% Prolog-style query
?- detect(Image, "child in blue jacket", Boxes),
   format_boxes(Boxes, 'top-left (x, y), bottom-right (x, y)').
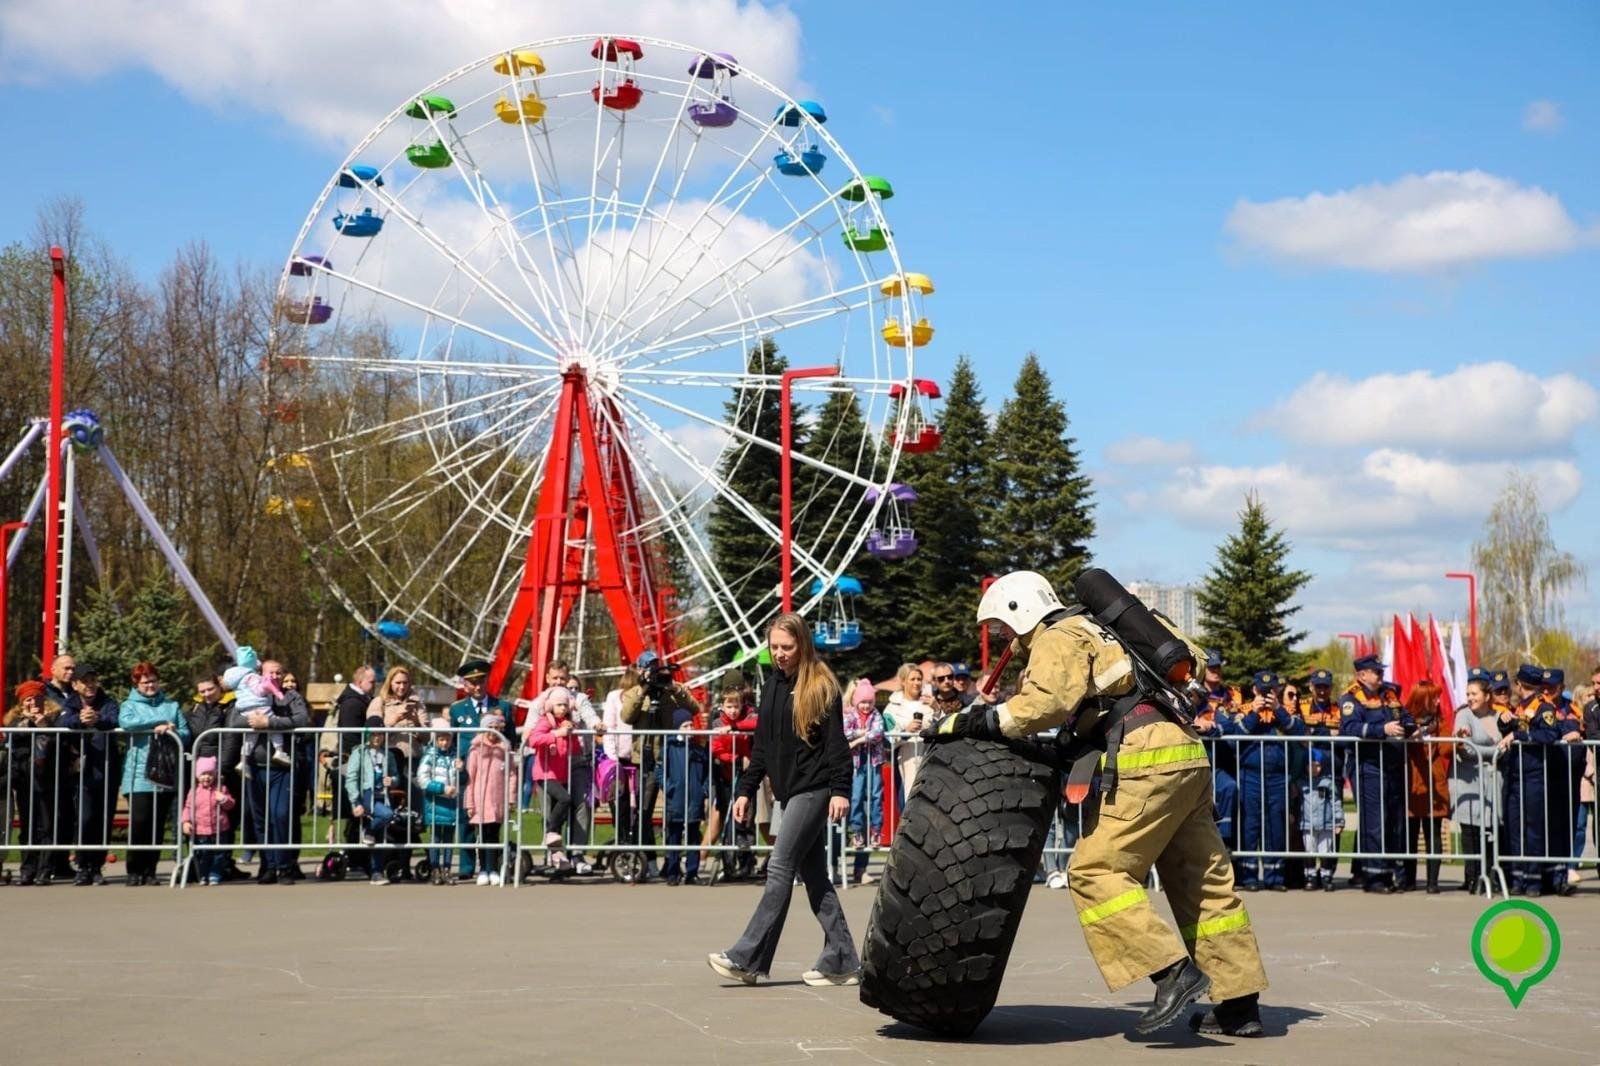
top-left (415, 718), bottom-right (460, 885)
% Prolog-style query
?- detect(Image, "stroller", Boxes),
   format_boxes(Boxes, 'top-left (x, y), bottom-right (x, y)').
top-left (592, 752), bottom-right (646, 884)
top-left (380, 783), bottom-right (429, 883)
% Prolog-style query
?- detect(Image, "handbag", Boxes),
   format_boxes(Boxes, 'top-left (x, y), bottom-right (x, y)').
top-left (144, 728), bottom-right (180, 789)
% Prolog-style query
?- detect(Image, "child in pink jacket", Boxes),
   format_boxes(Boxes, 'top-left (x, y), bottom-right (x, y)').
top-left (466, 712), bottom-right (510, 885)
top-left (180, 755), bottom-right (235, 885)
top-left (527, 687), bottom-right (580, 871)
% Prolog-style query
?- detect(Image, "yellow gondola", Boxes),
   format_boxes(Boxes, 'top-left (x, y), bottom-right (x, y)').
top-left (493, 51), bottom-right (545, 75)
top-left (494, 94), bottom-right (547, 124)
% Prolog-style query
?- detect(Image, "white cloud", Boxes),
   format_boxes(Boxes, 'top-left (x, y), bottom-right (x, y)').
top-left (1225, 170), bottom-right (1589, 272)
top-left (1135, 450), bottom-right (1582, 539)
top-left (0, 0), bottom-right (804, 145)
top-left (1271, 362), bottom-right (1598, 456)
top-left (1522, 99), bottom-right (1563, 134)
top-left (1105, 435), bottom-right (1196, 466)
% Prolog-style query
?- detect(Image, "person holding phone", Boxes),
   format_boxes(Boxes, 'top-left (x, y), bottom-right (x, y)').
top-left (885, 663), bottom-right (928, 807)
top-left (708, 613), bottom-right (859, 988)
top-left (1227, 672), bottom-right (1303, 891)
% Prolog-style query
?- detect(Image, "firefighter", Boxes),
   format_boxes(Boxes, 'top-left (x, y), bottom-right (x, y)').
top-left (1546, 669), bottom-right (1584, 896)
top-left (1338, 659), bottom-right (1414, 893)
top-left (936, 571), bottom-right (1269, 1038)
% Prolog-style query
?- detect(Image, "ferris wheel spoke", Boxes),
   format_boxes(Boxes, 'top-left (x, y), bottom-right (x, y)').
top-left (504, 71), bottom-right (585, 345)
top-left (591, 103), bottom-right (788, 352)
top-left (613, 393), bottom-right (832, 585)
top-left (303, 352), bottom-right (558, 383)
top-left (619, 276), bottom-right (877, 370)
top-left (619, 381), bottom-right (881, 493)
top-left (584, 74), bottom-right (703, 354)
top-left (598, 175), bottom-right (845, 362)
top-left (591, 400), bottom-right (766, 647)
top-left (467, 426), bottom-right (548, 651)
top-left (313, 377), bottom-right (544, 459)
top-left (304, 259), bottom-right (556, 365)
top-left (348, 179), bottom-right (564, 356)
top-left (622, 369), bottom-right (894, 394)
top-left (432, 122), bottom-right (578, 347)
top-left (331, 385), bottom-right (558, 539)
top-left (375, 403), bottom-right (551, 619)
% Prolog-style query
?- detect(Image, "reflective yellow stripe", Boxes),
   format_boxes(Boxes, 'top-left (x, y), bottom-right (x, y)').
top-left (1077, 887), bottom-right (1148, 926)
top-left (1181, 910), bottom-right (1251, 941)
top-left (1101, 742), bottom-right (1208, 771)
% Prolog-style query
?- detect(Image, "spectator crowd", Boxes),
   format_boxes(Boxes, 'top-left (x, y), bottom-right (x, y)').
top-left (3, 645), bottom-right (1597, 898)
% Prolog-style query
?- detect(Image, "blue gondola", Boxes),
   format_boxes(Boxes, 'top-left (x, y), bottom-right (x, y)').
top-left (334, 208), bottom-right (385, 237)
top-left (774, 147), bottom-right (826, 176)
top-left (809, 576), bottom-right (863, 651)
top-left (338, 164), bottom-right (384, 189)
top-left (774, 99), bottom-right (827, 126)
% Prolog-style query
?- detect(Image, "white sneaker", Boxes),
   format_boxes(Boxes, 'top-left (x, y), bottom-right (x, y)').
top-left (1046, 871), bottom-right (1068, 890)
top-left (488, 871), bottom-right (502, 886)
top-left (802, 969), bottom-right (861, 987)
top-left (369, 874), bottom-right (386, 885)
top-left (360, 832), bottom-right (376, 847)
top-left (707, 952), bottom-right (758, 985)
top-left (476, 871), bottom-right (491, 886)
top-left (574, 861), bottom-right (594, 876)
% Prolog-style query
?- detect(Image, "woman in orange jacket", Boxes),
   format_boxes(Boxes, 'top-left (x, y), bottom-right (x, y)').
top-left (1403, 680), bottom-right (1453, 893)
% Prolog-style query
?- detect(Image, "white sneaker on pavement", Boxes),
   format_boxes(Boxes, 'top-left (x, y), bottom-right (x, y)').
top-left (476, 871), bottom-right (491, 886)
top-left (488, 871), bottom-right (502, 886)
top-left (707, 952), bottom-right (758, 985)
top-left (802, 969), bottom-right (861, 987)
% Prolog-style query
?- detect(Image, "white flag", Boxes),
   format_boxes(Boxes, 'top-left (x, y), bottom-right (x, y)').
top-left (1431, 616), bottom-right (1458, 714)
top-left (1449, 620), bottom-right (1470, 699)
top-left (1381, 627), bottom-right (1395, 683)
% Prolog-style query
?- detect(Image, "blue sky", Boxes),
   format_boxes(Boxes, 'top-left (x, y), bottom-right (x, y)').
top-left (3, 1), bottom-right (1596, 647)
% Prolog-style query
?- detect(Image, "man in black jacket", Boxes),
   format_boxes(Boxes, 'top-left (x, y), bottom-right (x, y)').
top-left (334, 666), bottom-right (377, 846)
top-left (229, 660), bottom-right (310, 883)
top-left (60, 664), bottom-right (119, 885)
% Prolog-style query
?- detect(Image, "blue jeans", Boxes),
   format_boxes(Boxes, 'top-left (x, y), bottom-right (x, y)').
top-left (848, 761), bottom-right (883, 838)
top-left (1574, 802), bottom-right (1590, 873)
top-left (1042, 802), bottom-right (1083, 875)
top-left (245, 766), bottom-right (294, 872)
top-left (427, 824), bottom-right (456, 871)
top-left (664, 821), bottom-right (700, 879)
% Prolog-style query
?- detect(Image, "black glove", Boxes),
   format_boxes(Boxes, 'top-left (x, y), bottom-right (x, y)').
top-left (933, 706), bottom-right (1004, 744)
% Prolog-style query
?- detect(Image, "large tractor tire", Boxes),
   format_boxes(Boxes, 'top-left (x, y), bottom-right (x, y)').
top-left (859, 738), bottom-right (1062, 1037)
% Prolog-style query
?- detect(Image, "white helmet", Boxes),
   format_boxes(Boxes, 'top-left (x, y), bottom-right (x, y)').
top-left (977, 571), bottom-right (1064, 636)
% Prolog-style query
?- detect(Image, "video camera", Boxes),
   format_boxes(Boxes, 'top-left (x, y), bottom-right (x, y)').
top-left (636, 651), bottom-right (679, 694)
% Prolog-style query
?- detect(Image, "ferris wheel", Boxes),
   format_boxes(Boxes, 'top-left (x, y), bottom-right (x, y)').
top-left (265, 34), bottom-right (938, 695)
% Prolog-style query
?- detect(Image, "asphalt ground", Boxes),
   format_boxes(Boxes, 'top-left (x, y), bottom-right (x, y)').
top-left (3, 870), bottom-right (1596, 1065)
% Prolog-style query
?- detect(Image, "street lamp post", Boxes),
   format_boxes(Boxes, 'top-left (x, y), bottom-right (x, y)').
top-left (42, 248), bottom-right (66, 665)
top-left (779, 364), bottom-right (838, 613)
top-left (1445, 571), bottom-right (1479, 665)
top-left (1, 520), bottom-right (30, 707)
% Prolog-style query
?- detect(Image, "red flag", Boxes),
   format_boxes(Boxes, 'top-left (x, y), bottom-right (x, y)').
top-left (1427, 615), bottom-right (1457, 715)
top-left (1392, 614), bottom-right (1423, 698)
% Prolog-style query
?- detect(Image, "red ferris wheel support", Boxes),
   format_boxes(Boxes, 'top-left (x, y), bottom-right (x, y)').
top-left (487, 368), bottom-right (675, 711)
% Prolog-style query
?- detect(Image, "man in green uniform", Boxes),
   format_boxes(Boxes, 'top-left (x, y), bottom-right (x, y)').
top-left (937, 570), bottom-right (1269, 1037)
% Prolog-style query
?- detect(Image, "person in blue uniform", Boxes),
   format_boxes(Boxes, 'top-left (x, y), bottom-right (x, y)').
top-left (1489, 671), bottom-right (1511, 711)
top-left (1226, 671), bottom-right (1304, 891)
top-left (1199, 650), bottom-right (1241, 849)
top-left (446, 659), bottom-right (517, 882)
top-left (1542, 668), bottom-right (1583, 896)
top-left (1498, 664), bottom-right (1562, 897)
top-left (1299, 669), bottom-right (1341, 890)
top-left (1339, 657), bottom-right (1414, 893)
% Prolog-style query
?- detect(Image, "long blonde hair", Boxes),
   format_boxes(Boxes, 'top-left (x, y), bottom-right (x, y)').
top-left (770, 613), bottom-right (839, 743)
top-left (377, 667), bottom-right (413, 705)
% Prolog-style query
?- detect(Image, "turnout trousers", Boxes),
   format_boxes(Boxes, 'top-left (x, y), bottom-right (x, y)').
top-left (1067, 723), bottom-right (1269, 1001)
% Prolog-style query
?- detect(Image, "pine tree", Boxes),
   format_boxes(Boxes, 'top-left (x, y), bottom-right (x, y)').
top-left (1196, 492), bottom-right (1311, 679)
top-left (70, 573), bottom-right (214, 694)
top-left (986, 353), bottom-right (1095, 597)
top-left (898, 356), bottom-right (994, 662)
top-left (707, 339), bottom-right (794, 639)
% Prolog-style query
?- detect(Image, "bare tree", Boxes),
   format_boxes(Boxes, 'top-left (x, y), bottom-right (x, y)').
top-left (1472, 472), bottom-right (1586, 663)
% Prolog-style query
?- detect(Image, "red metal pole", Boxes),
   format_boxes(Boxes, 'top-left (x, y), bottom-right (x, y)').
top-left (1445, 572), bottom-right (1478, 664)
top-left (1, 521), bottom-right (29, 707)
top-left (779, 364), bottom-right (838, 613)
top-left (42, 248), bottom-right (66, 666)
top-left (979, 575), bottom-right (998, 674)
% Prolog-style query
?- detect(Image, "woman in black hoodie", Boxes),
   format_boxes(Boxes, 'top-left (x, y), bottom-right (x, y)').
top-left (708, 613), bottom-right (860, 987)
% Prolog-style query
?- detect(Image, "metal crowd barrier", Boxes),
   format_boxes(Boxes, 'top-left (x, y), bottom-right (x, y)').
top-left (184, 726), bottom-right (516, 888)
top-left (1, 726), bottom-right (186, 887)
top-left (1491, 738), bottom-right (1598, 895)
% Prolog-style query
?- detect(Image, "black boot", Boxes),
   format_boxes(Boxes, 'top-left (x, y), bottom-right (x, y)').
top-left (1425, 859), bottom-right (1440, 894)
top-left (1135, 959), bottom-right (1210, 1036)
top-left (1190, 993), bottom-right (1264, 1037)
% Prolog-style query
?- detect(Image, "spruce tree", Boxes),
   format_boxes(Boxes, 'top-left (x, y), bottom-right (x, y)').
top-left (70, 573), bottom-right (213, 693)
top-left (986, 353), bottom-right (1095, 598)
top-left (898, 356), bottom-right (994, 662)
top-left (707, 338), bottom-right (794, 633)
top-left (1196, 492), bottom-right (1311, 679)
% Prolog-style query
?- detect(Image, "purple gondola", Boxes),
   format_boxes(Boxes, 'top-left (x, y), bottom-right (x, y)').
top-left (865, 483), bottom-right (919, 560)
top-left (688, 52), bottom-right (738, 78)
top-left (689, 100), bottom-right (738, 128)
top-left (289, 255), bottom-right (331, 277)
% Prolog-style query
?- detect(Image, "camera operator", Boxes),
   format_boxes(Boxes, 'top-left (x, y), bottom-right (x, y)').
top-left (620, 651), bottom-right (697, 882)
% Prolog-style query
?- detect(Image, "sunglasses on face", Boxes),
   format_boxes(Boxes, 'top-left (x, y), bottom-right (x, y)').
top-left (934, 674), bottom-right (954, 682)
